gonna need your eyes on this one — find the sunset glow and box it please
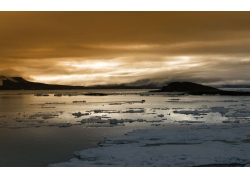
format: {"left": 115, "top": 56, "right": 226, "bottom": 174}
{"left": 1, "top": 12, "right": 250, "bottom": 86}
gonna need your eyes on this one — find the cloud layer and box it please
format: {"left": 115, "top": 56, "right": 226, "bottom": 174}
{"left": 1, "top": 12, "right": 250, "bottom": 86}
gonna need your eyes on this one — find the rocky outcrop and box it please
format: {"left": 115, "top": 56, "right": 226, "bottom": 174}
{"left": 160, "top": 82, "right": 219, "bottom": 92}
{"left": 153, "top": 82, "right": 250, "bottom": 96}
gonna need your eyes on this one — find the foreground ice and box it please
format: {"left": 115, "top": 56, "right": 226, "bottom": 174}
{"left": 50, "top": 123, "right": 250, "bottom": 167}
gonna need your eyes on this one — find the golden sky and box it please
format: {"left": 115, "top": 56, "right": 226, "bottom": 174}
{"left": 1, "top": 12, "right": 250, "bottom": 86}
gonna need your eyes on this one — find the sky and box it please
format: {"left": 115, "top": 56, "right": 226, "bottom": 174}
{"left": 1, "top": 12, "right": 250, "bottom": 86}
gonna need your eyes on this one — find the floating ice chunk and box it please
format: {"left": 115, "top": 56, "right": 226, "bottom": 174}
{"left": 47, "top": 123, "right": 72, "bottom": 128}
{"left": 72, "top": 112, "right": 90, "bottom": 118}
{"left": 54, "top": 94, "right": 62, "bottom": 97}
{"left": 93, "top": 109, "right": 120, "bottom": 114}
{"left": 161, "top": 108, "right": 170, "bottom": 110}
{"left": 42, "top": 115, "right": 57, "bottom": 119}
{"left": 94, "top": 110, "right": 103, "bottom": 113}
{"left": 146, "top": 120, "right": 163, "bottom": 123}
{"left": 25, "top": 112, "right": 59, "bottom": 120}
{"left": 109, "top": 103, "right": 122, "bottom": 105}
{"left": 123, "top": 109, "right": 145, "bottom": 113}
{"left": 73, "top": 100, "right": 86, "bottom": 103}
{"left": 222, "top": 120, "right": 231, "bottom": 123}
{"left": 137, "top": 119, "right": 145, "bottom": 122}
{"left": 81, "top": 117, "right": 104, "bottom": 124}
{"left": 45, "top": 102, "right": 65, "bottom": 105}
{"left": 34, "top": 94, "right": 49, "bottom": 96}
{"left": 119, "top": 119, "right": 134, "bottom": 123}
{"left": 175, "top": 120, "right": 205, "bottom": 124}
{"left": 109, "top": 119, "right": 118, "bottom": 125}
{"left": 151, "top": 124, "right": 161, "bottom": 126}
{"left": 84, "top": 93, "right": 108, "bottom": 96}
{"left": 173, "top": 110, "right": 210, "bottom": 115}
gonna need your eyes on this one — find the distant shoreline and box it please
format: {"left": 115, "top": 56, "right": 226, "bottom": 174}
{"left": 151, "top": 82, "right": 250, "bottom": 96}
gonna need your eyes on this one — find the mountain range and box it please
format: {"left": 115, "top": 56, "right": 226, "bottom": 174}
{"left": 1, "top": 76, "right": 250, "bottom": 92}
{"left": 0, "top": 76, "right": 161, "bottom": 90}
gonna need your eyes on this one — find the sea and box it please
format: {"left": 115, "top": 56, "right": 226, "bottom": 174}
{"left": 1, "top": 88, "right": 250, "bottom": 167}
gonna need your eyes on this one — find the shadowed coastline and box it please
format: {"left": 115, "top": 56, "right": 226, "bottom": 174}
{"left": 151, "top": 82, "right": 250, "bottom": 96}
{"left": 1, "top": 76, "right": 250, "bottom": 96}
{"left": 0, "top": 76, "right": 159, "bottom": 90}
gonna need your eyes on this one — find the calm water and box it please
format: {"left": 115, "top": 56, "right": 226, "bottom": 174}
{"left": 1, "top": 89, "right": 250, "bottom": 166}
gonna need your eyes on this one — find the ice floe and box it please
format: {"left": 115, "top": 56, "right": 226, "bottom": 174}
{"left": 73, "top": 100, "right": 86, "bottom": 103}
{"left": 81, "top": 117, "right": 104, "bottom": 124}
{"left": 50, "top": 123, "right": 250, "bottom": 167}
{"left": 123, "top": 108, "right": 145, "bottom": 113}
{"left": 72, "top": 112, "right": 90, "bottom": 118}
{"left": 34, "top": 94, "right": 50, "bottom": 96}
{"left": 54, "top": 93, "right": 63, "bottom": 97}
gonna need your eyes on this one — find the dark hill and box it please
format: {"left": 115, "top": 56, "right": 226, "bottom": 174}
{"left": 152, "top": 82, "right": 250, "bottom": 96}
{"left": 0, "top": 76, "right": 159, "bottom": 90}
{"left": 0, "top": 76, "right": 85, "bottom": 90}
{"left": 160, "top": 82, "right": 219, "bottom": 92}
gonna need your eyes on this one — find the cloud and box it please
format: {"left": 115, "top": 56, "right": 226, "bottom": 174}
{"left": 0, "top": 68, "right": 23, "bottom": 77}
{"left": 1, "top": 12, "right": 250, "bottom": 86}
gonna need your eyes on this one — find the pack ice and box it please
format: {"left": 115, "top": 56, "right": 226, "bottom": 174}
{"left": 49, "top": 122, "right": 250, "bottom": 167}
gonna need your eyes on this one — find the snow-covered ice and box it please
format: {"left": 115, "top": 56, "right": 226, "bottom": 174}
{"left": 50, "top": 123, "right": 250, "bottom": 167}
